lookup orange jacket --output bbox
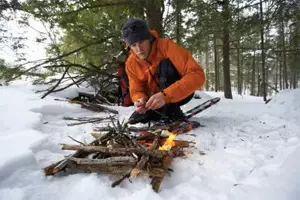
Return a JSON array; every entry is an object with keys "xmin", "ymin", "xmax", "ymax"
[{"xmin": 125, "ymin": 30, "xmax": 206, "ymax": 103}]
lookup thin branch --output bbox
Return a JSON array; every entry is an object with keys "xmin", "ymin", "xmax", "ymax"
[
  {"xmin": 68, "ymin": 135, "xmax": 86, "ymax": 146},
  {"xmin": 41, "ymin": 66, "xmax": 70, "ymax": 99},
  {"xmin": 7, "ymin": 35, "xmax": 115, "ymax": 82}
]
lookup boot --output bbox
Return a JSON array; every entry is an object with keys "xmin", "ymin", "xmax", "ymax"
[
  {"xmin": 171, "ymin": 105, "xmax": 185, "ymax": 120},
  {"xmin": 164, "ymin": 103, "xmax": 185, "ymax": 121},
  {"xmin": 128, "ymin": 111, "xmax": 150, "ymax": 124}
]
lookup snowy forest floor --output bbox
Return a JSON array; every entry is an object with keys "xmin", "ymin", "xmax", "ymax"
[{"xmin": 1, "ymin": 80, "xmax": 300, "ymax": 200}]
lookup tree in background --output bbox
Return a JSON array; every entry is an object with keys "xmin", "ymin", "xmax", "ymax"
[{"xmin": 0, "ymin": 0, "xmax": 299, "ymax": 102}]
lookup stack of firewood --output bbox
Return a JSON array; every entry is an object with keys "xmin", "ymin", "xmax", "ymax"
[{"xmin": 43, "ymin": 120, "xmax": 195, "ymax": 192}]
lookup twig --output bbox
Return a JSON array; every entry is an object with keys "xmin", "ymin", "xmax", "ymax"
[
  {"xmin": 68, "ymin": 135, "xmax": 86, "ymax": 146},
  {"xmin": 111, "ymin": 171, "xmax": 131, "ymax": 188},
  {"xmin": 41, "ymin": 66, "xmax": 70, "ymax": 99}
]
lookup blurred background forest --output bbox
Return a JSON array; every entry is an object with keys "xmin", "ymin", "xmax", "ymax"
[{"xmin": 0, "ymin": 0, "xmax": 299, "ymax": 102}]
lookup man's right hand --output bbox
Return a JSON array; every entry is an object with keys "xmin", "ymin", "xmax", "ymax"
[{"xmin": 134, "ymin": 98, "xmax": 147, "ymax": 114}]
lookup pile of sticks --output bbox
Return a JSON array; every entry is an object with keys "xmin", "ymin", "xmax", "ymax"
[{"xmin": 43, "ymin": 120, "xmax": 195, "ymax": 192}]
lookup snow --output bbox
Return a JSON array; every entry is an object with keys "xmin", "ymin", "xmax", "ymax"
[{"xmin": 1, "ymin": 81, "xmax": 300, "ymax": 200}]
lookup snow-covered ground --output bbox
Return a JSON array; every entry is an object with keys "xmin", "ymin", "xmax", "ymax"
[{"xmin": 1, "ymin": 80, "xmax": 300, "ymax": 200}]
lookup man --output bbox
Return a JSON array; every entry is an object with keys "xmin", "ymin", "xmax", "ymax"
[{"xmin": 122, "ymin": 18, "xmax": 206, "ymax": 124}]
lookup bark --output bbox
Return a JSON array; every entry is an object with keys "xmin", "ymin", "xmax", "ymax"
[
  {"xmin": 237, "ymin": 2, "xmax": 242, "ymax": 95},
  {"xmin": 241, "ymin": 48, "xmax": 244, "ymax": 94},
  {"xmin": 279, "ymin": 2, "xmax": 288, "ymax": 89},
  {"xmin": 205, "ymin": 48, "xmax": 210, "ymax": 91},
  {"xmin": 144, "ymin": 0, "xmax": 164, "ymax": 36},
  {"xmin": 130, "ymin": 132, "xmax": 161, "ymax": 177},
  {"xmin": 43, "ymin": 131, "xmax": 114, "ymax": 175},
  {"xmin": 251, "ymin": 51, "xmax": 256, "ymax": 96},
  {"xmin": 260, "ymin": 0, "xmax": 267, "ymax": 101},
  {"xmin": 237, "ymin": 45, "xmax": 242, "ymax": 95},
  {"xmin": 61, "ymin": 144, "xmax": 163, "ymax": 158},
  {"xmin": 275, "ymin": 54, "xmax": 279, "ymax": 91},
  {"xmin": 222, "ymin": 0, "xmax": 232, "ymax": 99},
  {"xmin": 69, "ymin": 156, "xmax": 137, "ymax": 166},
  {"xmin": 279, "ymin": 52, "xmax": 283, "ymax": 90},
  {"xmin": 67, "ymin": 163, "xmax": 165, "ymax": 177},
  {"xmin": 175, "ymin": 0, "xmax": 182, "ymax": 45},
  {"xmin": 151, "ymin": 153, "xmax": 173, "ymax": 192},
  {"xmin": 214, "ymin": 34, "xmax": 220, "ymax": 92}
]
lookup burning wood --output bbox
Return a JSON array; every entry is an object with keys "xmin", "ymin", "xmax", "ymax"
[
  {"xmin": 159, "ymin": 132, "xmax": 176, "ymax": 151},
  {"xmin": 43, "ymin": 119, "xmax": 195, "ymax": 192}
]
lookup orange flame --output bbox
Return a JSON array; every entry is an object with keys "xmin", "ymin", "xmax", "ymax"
[{"xmin": 159, "ymin": 131, "xmax": 177, "ymax": 151}]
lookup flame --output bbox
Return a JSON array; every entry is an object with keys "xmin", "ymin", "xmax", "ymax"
[{"xmin": 159, "ymin": 131, "xmax": 177, "ymax": 151}]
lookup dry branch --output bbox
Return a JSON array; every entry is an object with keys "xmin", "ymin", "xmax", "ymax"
[
  {"xmin": 151, "ymin": 153, "xmax": 173, "ymax": 192},
  {"xmin": 61, "ymin": 144, "xmax": 163, "ymax": 158},
  {"xmin": 68, "ymin": 156, "xmax": 136, "ymax": 166},
  {"xmin": 67, "ymin": 164, "xmax": 165, "ymax": 177},
  {"xmin": 43, "ymin": 118, "xmax": 194, "ymax": 193},
  {"xmin": 69, "ymin": 100, "xmax": 118, "ymax": 114}
]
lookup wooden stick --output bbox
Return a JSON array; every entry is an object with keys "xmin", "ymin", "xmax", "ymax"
[
  {"xmin": 43, "ymin": 131, "xmax": 113, "ymax": 175},
  {"xmin": 111, "ymin": 171, "xmax": 130, "ymax": 188},
  {"xmin": 68, "ymin": 135, "xmax": 86, "ymax": 145},
  {"xmin": 68, "ymin": 156, "xmax": 136, "ymax": 166},
  {"xmin": 67, "ymin": 164, "xmax": 165, "ymax": 177},
  {"xmin": 151, "ymin": 152, "xmax": 173, "ymax": 192},
  {"xmin": 61, "ymin": 144, "xmax": 163, "ymax": 158},
  {"xmin": 67, "ymin": 118, "xmax": 107, "ymax": 126},
  {"xmin": 70, "ymin": 100, "xmax": 118, "ymax": 114},
  {"xmin": 131, "ymin": 132, "xmax": 161, "ymax": 178}
]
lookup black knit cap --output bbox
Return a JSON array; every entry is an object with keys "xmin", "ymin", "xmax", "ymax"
[{"xmin": 122, "ymin": 18, "xmax": 152, "ymax": 46}]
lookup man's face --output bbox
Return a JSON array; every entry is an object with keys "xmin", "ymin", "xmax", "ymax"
[{"xmin": 129, "ymin": 39, "xmax": 151, "ymax": 60}]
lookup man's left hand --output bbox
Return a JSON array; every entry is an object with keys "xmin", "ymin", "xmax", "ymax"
[{"xmin": 145, "ymin": 92, "xmax": 166, "ymax": 110}]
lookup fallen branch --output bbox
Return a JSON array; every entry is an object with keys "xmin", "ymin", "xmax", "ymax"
[
  {"xmin": 61, "ymin": 144, "xmax": 163, "ymax": 158},
  {"xmin": 69, "ymin": 156, "xmax": 136, "ymax": 166},
  {"xmin": 151, "ymin": 152, "xmax": 173, "ymax": 192},
  {"xmin": 67, "ymin": 163, "xmax": 165, "ymax": 177},
  {"xmin": 41, "ymin": 66, "xmax": 70, "ymax": 99},
  {"xmin": 69, "ymin": 100, "xmax": 118, "ymax": 114}
]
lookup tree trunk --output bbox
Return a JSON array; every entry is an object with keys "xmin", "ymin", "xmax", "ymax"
[
  {"xmin": 175, "ymin": 0, "xmax": 182, "ymax": 45},
  {"xmin": 260, "ymin": 0, "xmax": 267, "ymax": 101},
  {"xmin": 251, "ymin": 50, "xmax": 256, "ymax": 96},
  {"xmin": 205, "ymin": 52, "xmax": 210, "ymax": 91},
  {"xmin": 144, "ymin": 0, "xmax": 164, "ymax": 36},
  {"xmin": 290, "ymin": 21, "xmax": 300, "ymax": 89},
  {"xmin": 236, "ymin": 2, "xmax": 242, "ymax": 95},
  {"xmin": 275, "ymin": 55, "xmax": 278, "ymax": 91},
  {"xmin": 279, "ymin": 52, "xmax": 283, "ymax": 90},
  {"xmin": 237, "ymin": 46, "xmax": 242, "ymax": 95},
  {"xmin": 214, "ymin": 34, "xmax": 220, "ymax": 92},
  {"xmin": 278, "ymin": 3, "xmax": 288, "ymax": 89},
  {"xmin": 241, "ymin": 48, "xmax": 244, "ymax": 94},
  {"xmin": 222, "ymin": 0, "xmax": 232, "ymax": 99}
]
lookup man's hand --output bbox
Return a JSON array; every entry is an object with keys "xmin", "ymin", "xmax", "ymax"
[
  {"xmin": 146, "ymin": 92, "xmax": 166, "ymax": 110},
  {"xmin": 134, "ymin": 98, "xmax": 147, "ymax": 114}
]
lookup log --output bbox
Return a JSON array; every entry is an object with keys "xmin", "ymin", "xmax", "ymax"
[
  {"xmin": 66, "ymin": 163, "xmax": 165, "ymax": 177},
  {"xmin": 43, "ymin": 131, "xmax": 113, "ymax": 175},
  {"xmin": 61, "ymin": 144, "xmax": 163, "ymax": 158},
  {"xmin": 130, "ymin": 132, "xmax": 161, "ymax": 178},
  {"xmin": 43, "ymin": 161, "xmax": 62, "ymax": 176},
  {"xmin": 68, "ymin": 156, "xmax": 137, "ymax": 166},
  {"xmin": 151, "ymin": 152, "xmax": 173, "ymax": 192}
]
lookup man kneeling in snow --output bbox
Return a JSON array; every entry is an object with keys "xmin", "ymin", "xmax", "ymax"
[{"xmin": 122, "ymin": 18, "xmax": 206, "ymax": 124}]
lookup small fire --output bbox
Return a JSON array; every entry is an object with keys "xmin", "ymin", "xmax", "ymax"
[{"xmin": 159, "ymin": 131, "xmax": 177, "ymax": 151}]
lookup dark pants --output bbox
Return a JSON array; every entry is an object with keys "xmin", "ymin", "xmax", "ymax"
[{"xmin": 129, "ymin": 59, "xmax": 194, "ymax": 124}]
